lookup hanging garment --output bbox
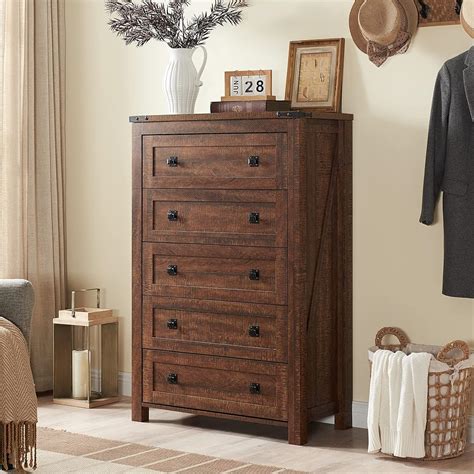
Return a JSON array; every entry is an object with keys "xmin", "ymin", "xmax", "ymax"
[{"xmin": 420, "ymin": 46, "xmax": 474, "ymax": 297}]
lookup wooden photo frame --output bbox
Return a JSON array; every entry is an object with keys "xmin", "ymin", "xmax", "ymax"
[
  {"xmin": 418, "ymin": 0, "xmax": 462, "ymax": 27},
  {"xmin": 285, "ymin": 39, "xmax": 345, "ymax": 113}
]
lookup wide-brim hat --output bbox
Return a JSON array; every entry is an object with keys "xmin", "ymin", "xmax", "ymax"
[
  {"xmin": 461, "ymin": 0, "xmax": 474, "ymax": 38},
  {"xmin": 349, "ymin": 0, "xmax": 419, "ymax": 60}
]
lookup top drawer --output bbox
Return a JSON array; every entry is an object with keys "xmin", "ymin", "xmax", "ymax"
[{"xmin": 143, "ymin": 134, "xmax": 287, "ymax": 190}]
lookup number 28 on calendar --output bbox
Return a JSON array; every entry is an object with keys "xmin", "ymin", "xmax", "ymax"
[
  {"xmin": 223, "ymin": 70, "xmax": 274, "ymax": 101},
  {"xmin": 231, "ymin": 75, "xmax": 266, "ymax": 96}
]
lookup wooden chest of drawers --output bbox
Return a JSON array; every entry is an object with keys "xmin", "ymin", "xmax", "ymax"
[{"xmin": 131, "ymin": 112, "xmax": 353, "ymax": 445}]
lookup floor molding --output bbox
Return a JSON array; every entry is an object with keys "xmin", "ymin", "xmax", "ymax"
[
  {"xmin": 319, "ymin": 401, "xmax": 474, "ymax": 444},
  {"xmin": 119, "ymin": 371, "xmax": 131, "ymax": 397},
  {"xmin": 118, "ymin": 372, "xmax": 473, "ymax": 443}
]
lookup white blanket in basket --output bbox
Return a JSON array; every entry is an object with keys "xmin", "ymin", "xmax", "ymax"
[
  {"xmin": 368, "ymin": 346, "xmax": 474, "ymax": 458},
  {"xmin": 368, "ymin": 349, "xmax": 432, "ymax": 458}
]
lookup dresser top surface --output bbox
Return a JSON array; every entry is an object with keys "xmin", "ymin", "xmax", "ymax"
[{"xmin": 129, "ymin": 111, "xmax": 353, "ymax": 124}]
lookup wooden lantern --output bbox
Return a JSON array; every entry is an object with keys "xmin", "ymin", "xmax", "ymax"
[{"xmin": 53, "ymin": 288, "xmax": 119, "ymax": 408}]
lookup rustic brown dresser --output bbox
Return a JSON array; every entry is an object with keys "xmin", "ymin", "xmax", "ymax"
[{"xmin": 131, "ymin": 112, "xmax": 353, "ymax": 445}]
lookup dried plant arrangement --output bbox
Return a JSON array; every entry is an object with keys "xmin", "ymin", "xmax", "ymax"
[{"xmin": 105, "ymin": 0, "xmax": 248, "ymax": 48}]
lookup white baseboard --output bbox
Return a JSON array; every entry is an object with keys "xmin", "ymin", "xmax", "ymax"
[
  {"xmin": 117, "ymin": 372, "xmax": 473, "ymax": 443},
  {"xmin": 318, "ymin": 400, "xmax": 368, "ymax": 428},
  {"xmin": 319, "ymin": 401, "xmax": 474, "ymax": 444},
  {"xmin": 91, "ymin": 370, "xmax": 131, "ymax": 397},
  {"xmin": 119, "ymin": 371, "xmax": 131, "ymax": 397}
]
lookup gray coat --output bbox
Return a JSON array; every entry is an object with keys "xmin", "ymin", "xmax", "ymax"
[{"xmin": 420, "ymin": 47, "xmax": 474, "ymax": 298}]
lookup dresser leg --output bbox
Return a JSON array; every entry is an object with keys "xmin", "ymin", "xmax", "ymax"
[
  {"xmin": 132, "ymin": 405, "xmax": 149, "ymax": 422},
  {"xmin": 288, "ymin": 422, "xmax": 308, "ymax": 445},
  {"xmin": 334, "ymin": 410, "xmax": 352, "ymax": 430}
]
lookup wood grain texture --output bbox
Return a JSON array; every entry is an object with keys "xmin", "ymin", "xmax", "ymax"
[
  {"xmin": 143, "ymin": 243, "xmax": 287, "ymax": 305},
  {"xmin": 132, "ymin": 123, "xmax": 148, "ymax": 422},
  {"xmin": 143, "ymin": 133, "xmax": 288, "ymax": 190},
  {"xmin": 210, "ymin": 100, "xmax": 291, "ymax": 114},
  {"xmin": 335, "ymin": 120, "xmax": 353, "ymax": 430},
  {"xmin": 304, "ymin": 120, "xmax": 339, "ymax": 418},
  {"xmin": 129, "ymin": 111, "xmax": 353, "ymax": 123},
  {"xmin": 286, "ymin": 119, "xmax": 308, "ymax": 445},
  {"xmin": 143, "ymin": 189, "xmax": 287, "ymax": 247},
  {"xmin": 140, "ymin": 403, "xmax": 288, "ymax": 427},
  {"xmin": 132, "ymin": 119, "xmax": 289, "ymax": 137},
  {"xmin": 143, "ymin": 350, "xmax": 288, "ymax": 421},
  {"xmin": 143, "ymin": 296, "xmax": 288, "ymax": 362},
  {"xmin": 131, "ymin": 114, "xmax": 353, "ymax": 444}
]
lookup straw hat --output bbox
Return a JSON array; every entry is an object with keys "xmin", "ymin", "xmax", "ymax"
[
  {"xmin": 461, "ymin": 0, "xmax": 474, "ymax": 38},
  {"xmin": 349, "ymin": 0, "xmax": 419, "ymax": 67}
]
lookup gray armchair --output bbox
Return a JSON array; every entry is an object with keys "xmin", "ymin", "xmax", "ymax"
[{"xmin": 0, "ymin": 279, "xmax": 34, "ymax": 344}]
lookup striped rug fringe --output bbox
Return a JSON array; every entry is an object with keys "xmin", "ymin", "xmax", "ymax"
[{"xmin": 1, "ymin": 421, "xmax": 37, "ymax": 471}]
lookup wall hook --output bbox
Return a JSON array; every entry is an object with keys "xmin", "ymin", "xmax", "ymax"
[{"xmin": 418, "ymin": 0, "xmax": 429, "ymax": 19}]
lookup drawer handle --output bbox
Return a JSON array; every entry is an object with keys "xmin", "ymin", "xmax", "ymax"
[
  {"xmin": 249, "ymin": 269, "xmax": 260, "ymax": 281},
  {"xmin": 167, "ymin": 319, "xmax": 178, "ymax": 330},
  {"xmin": 249, "ymin": 383, "xmax": 260, "ymax": 394},
  {"xmin": 167, "ymin": 373, "xmax": 178, "ymax": 384},
  {"xmin": 167, "ymin": 210, "xmax": 178, "ymax": 222},
  {"xmin": 167, "ymin": 156, "xmax": 179, "ymax": 167},
  {"xmin": 248, "ymin": 156, "xmax": 259, "ymax": 167},
  {"xmin": 167, "ymin": 265, "xmax": 178, "ymax": 276},
  {"xmin": 249, "ymin": 212, "xmax": 260, "ymax": 224},
  {"xmin": 248, "ymin": 325, "xmax": 260, "ymax": 337}
]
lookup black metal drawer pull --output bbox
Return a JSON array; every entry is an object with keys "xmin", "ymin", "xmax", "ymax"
[
  {"xmin": 167, "ymin": 265, "xmax": 178, "ymax": 276},
  {"xmin": 248, "ymin": 325, "xmax": 260, "ymax": 337},
  {"xmin": 167, "ymin": 210, "xmax": 178, "ymax": 221},
  {"xmin": 249, "ymin": 269, "xmax": 260, "ymax": 281},
  {"xmin": 249, "ymin": 383, "xmax": 260, "ymax": 394},
  {"xmin": 249, "ymin": 212, "xmax": 260, "ymax": 224},
  {"xmin": 167, "ymin": 156, "xmax": 179, "ymax": 167},
  {"xmin": 167, "ymin": 373, "xmax": 178, "ymax": 384},
  {"xmin": 167, "ymin": 319, "xmax": 178, "ymax": 330},
  {"xmin": 248, "ymin": 156, "xmax": 259, "ymax": 167}
]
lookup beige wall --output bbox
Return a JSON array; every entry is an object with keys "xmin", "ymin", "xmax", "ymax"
[{"xmin": 65, "ymin": 0, "xmax": 474, "ymax": 409}]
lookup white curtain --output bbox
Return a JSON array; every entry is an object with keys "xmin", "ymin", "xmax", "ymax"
[{"xmin": 0, "ymin": 0, "xmax": 66, "ymax": 392}]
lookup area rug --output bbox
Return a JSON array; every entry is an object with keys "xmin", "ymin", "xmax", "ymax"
[{"xmin": 33, "ymin": 427, "xmax": 306, "ymax": 473}]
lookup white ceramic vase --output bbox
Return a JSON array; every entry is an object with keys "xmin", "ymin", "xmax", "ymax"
[{"xmin": 163, "ymin": 46, "xmax": 207, "ymax": 114}]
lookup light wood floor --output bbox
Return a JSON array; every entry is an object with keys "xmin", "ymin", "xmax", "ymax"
[{"xmin": 38, "ymin": 395, "xmax": 473, "ymax": 473}]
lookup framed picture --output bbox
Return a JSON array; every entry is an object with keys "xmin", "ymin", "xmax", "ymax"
[{"xmin": 285, "ymin": 39, "xmax": 345, "ymax": 113}]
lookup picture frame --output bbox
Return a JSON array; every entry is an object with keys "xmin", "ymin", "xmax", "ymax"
[
  {"xmin": 285, "ymin": 39, "xmax": 345, "ymax": 113},
  {"xmin": 222, "ymin": 70, "xmax": 275, "ymax": 101}
]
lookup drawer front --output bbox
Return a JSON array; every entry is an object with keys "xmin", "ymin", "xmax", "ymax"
[
  {"xmin": 143, "ymin": 297, "xmax": 288, "ymax": 362},
  {"xmin": 143, "ymin": 243, "xmax": 287, "ymax": 305},
  {"xmin": 143, "ymin": 350, "xmax": 288, "ymax": 421},
  {"xmin": 143, "ymin": 189, "xmax": 287, "ymax": 247},
  {"xmin": 143, "ymin": 134, "xmax": 287, "ymax": 190}
]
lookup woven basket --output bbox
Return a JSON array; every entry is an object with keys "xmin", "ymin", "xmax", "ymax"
[{"xmin": 369, "ymin": 327, "xmax": 473, "ymax": 461}]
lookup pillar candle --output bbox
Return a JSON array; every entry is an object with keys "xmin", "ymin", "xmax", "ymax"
[{"xmin": 72, "ymin": 350, "xmax": 90, "ymax": 399}]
